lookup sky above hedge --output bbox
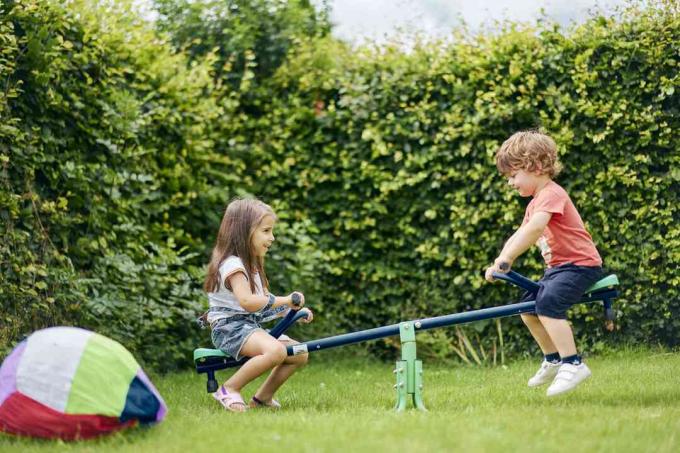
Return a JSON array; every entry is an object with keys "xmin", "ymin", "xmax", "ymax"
[
  {"xmin": 313, "ymin": 0, "xmax": 632, "ymax": 44},
  {"xmin": 135, "ymin": 1, "xmax": 635, "ymax": 45}
]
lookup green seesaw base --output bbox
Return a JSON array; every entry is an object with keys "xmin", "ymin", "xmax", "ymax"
[{"xmin": 394, "ymin": 321, "xmax": 427, "ymax": 411}]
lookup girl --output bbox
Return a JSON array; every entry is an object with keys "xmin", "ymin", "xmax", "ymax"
[{"xmin": 204, "ymin": 197, "xmax": 312, "ymax": 412}]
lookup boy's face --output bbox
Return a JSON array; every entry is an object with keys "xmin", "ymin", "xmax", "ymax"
[
  {"xmin": 251, "ymin": 215, "xmax": 276, "ymax": 258},
  {"xmin": 506, "ymin": 169, "xmax": 543, "ymax": 197}
]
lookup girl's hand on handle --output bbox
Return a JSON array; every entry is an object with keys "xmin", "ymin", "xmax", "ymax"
[
  {"xmin": 299, "ymin": 308, "xmax": 313, "ymax": 323},
  {"xmin": 288, "ymin": 291, "xmax": 305, "ymax": 310}
]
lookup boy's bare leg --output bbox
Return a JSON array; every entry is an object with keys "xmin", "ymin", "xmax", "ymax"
[
  {"xmin": 538, "ymin": 315, "xmax": 578, "ymax": 357},
  {"xmin": 254, "ymin": 340, "xmax": 308, "ymax": 403},
  {"xmin": 521, "ymin": 313, "xmax": 558, "ymax": 354}
]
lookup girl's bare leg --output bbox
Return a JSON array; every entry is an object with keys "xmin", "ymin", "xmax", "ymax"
[
  {"xmin": 220, "ymin": 330, "xmax": 287, "ymax": 411},
  {"xmin": 253, "ymin": 339, "xmax": 308, "ymax": 403}
]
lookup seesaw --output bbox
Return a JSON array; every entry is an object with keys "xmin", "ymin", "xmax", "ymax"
[{"xmin": 194, "ymin": 270, "xmax": 619, "ymax": 411}]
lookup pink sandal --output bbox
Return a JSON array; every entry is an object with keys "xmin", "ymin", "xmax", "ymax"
[
  {"xmin": 250, "ymin": 396, "xmax": 281, "ymax": 409},
  {"xmin": 212, "ymin": 386, "xmax": 247, "ymax": 412}
]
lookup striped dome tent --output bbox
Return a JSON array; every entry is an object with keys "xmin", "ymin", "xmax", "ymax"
[{"xmin": 0, "ymin": 327, "xmax": 167, "ymax": 440}]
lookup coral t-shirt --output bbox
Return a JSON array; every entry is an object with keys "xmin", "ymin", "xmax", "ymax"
[{"xmin": 522, "ymin": 181, "xmax": 602, "ymax": 268}]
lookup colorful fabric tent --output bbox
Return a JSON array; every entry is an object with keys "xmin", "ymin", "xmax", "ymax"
[{"xmin": 0, "ymin": 327, "xmax": 167, "ymax": 440}]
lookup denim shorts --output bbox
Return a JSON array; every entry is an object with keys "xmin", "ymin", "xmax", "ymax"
[
  {"xmin": 210, "ymin": 314, "xmax": 291, "ymax": 360},
  {"xmin": 520, "ymin": 263, "xmax": 603, "ymax": 319}
]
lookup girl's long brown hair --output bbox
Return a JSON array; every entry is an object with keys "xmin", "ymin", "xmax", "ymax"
[{"xmin": 204, "ymin": 198, "xmax": 276, "ymax": 294}]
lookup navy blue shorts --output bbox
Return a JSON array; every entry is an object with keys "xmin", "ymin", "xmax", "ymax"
[{"xmin": 520, "ymin": 263, "xmax": 603, "ymax": 319}]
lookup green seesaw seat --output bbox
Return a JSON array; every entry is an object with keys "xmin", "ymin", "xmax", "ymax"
[{"xmin": 586, "ymin": 274, "xmax": 619, "ymax": 293}]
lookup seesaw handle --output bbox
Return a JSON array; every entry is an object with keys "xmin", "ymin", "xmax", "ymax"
[
  {"xmin": 291, "ymin": 292, "xmax": 303, "ymax": 307},
  {"xmin": 268, "ymin": 308, "xmax": 309, "ymax": 338},
  {"xmin": 491, "ymin": 270, "xmax": 540, "ymax": 294}
]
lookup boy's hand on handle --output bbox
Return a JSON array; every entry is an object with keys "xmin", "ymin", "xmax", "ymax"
[
  {"xmin": 288, "ymin": 291, "xmax": 305, "ymax": 310},
  {"xmin": 484, "ymin": 266, "xmax": 496, "ymax": 282},
  {"xmin": 484, "ymin": 257, "xmax": 513, "ymax": 282}
]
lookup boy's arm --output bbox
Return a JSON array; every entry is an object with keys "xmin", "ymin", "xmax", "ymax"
[
  {"xmin": 486, "ymin": 211, "xmax": 551, "ymax": 279},
  {"xmin": 502, "ymin": 230, "xmax": 521, "ymax": 251},
  {"xmin": 499, "ymin": 211, "xmax": 551, "ymax": 263}
]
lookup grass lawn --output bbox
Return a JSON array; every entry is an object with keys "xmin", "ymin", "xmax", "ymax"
[{"xmin": 2, "ymin": 348, "xmax": 678, "ymax": 452}]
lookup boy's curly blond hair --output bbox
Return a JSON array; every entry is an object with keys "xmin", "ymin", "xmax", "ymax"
[{"xmin": 495, "ymin": 130, "xmax": 563, "ymax": 177}]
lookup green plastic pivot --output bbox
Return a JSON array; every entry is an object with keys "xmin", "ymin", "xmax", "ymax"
[{"xmin": 394, "ymin": 321, "xmax": 427, "ymax": 412}]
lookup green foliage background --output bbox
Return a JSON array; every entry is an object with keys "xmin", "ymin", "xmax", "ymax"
[{"xmin": 1, "ymin": 0, "xmax": 678, "ymax": 370}]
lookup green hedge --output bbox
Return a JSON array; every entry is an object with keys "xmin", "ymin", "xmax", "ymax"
[
  {"xmin": 242, "ymin": 4, "xmax": 679, "ymax": 356},
  {"xmin": 0, "ymin": 0, "xmax": 233, "ymax": 369},
  {"xmin": 1, "ymin": 0, "xmax": 677, "ymax": 370}
]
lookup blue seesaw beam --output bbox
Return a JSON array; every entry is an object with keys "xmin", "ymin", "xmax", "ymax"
[
  {"xmin": 194, "ymin": 270, "xmax": 619, "ymax": 392},
  {"xmin": 285, "ymin": 271, "xmax": 617, "ymax": 356}
]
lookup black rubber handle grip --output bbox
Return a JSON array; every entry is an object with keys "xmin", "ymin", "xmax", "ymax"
[{"xmin": 291, "ymin": 292, "xmax": 302, "ymax": 307}]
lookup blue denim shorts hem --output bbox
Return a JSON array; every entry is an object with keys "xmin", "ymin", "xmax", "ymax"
[{"xmin": 211, "ymin": 316, "xmax": 265, "ymax": 360}]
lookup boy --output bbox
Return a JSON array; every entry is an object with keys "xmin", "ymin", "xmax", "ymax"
[{"xmin": 485, "ymin": 130, "xmax": 603, "ymax": 396}]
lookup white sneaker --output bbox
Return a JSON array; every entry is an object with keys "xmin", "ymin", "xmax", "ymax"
[
  {"xmin": 528, "ymin": 360, "xmax": 561, "ymax": 387},
  {"xmin": 546, "ymin": 363, "xmax": 591, "ymax": 396}
]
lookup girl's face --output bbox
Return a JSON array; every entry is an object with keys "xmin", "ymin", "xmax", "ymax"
[
  {"xmin": 507, "ymin": 169, "xmax": 542, "ymax": 197},
  {"xmin": 251, "ymin": 214, "xmax": 276, "ymax": 258}
]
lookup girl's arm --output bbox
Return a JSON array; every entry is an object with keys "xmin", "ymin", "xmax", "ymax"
[{"xmin": 227, "ymin": 272, "xmax": 300, "ymax": 312}]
